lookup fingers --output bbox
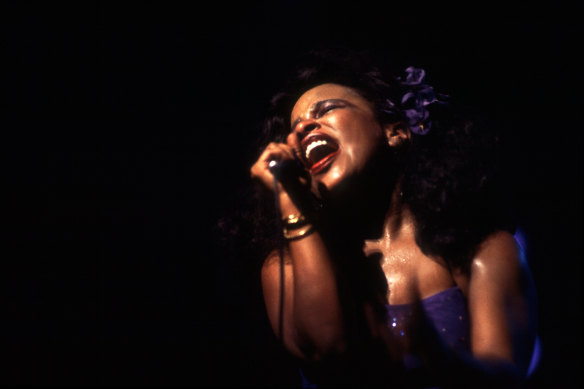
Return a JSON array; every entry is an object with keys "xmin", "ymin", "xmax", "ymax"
[
  {"xmin": 286, "ymin": 132, "xmax": 303, "ymax": 162},
  {"xmin": 250, "ymin": 142, "xmax": 297, "ymax": 190},
  {"xmin": 254, "ymin": 142, "xmax": 295, "ymax": 172},
  {"xmin": 265, "ymin": 142, "xmax": 296, "ymax": 167}
]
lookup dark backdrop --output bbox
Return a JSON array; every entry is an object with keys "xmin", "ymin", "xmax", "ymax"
[{"xmin": 1, "ymin": 1, "xmax": 581, "ymax": 387}]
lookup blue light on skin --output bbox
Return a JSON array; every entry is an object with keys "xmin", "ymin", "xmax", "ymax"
[
  {"xmin": 513, "ymin": 227, "xmax": 529, "ymax": 264},
  {"xmin": 513, "ymin": 226, "xmax": 542, "ymax": 378}
]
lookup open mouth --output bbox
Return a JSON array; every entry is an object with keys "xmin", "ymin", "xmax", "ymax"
[{"xmin": 301, "ymin": 133, "xmax": 340, "ymax": 174}]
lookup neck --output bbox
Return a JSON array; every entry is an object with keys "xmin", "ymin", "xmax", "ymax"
[
  {"xmin": 319, "ymin": 146, "xmax": 409, "ymax": 242},
  {"xmin": 324, "ymin": 176, "xmax": 410, "ymax": 243},
  {"xmin": 381, "ymin": 182, "xmax": 416, "ymax": 241}
]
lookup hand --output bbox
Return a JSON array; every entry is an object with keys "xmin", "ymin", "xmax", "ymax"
[
  {"xmin": 250, "ymin": 141, "xmax": 298, "ymax": 192},
  {"xmin": 251, "ymin": 141, "xmax": 319, "ymax": 217}
]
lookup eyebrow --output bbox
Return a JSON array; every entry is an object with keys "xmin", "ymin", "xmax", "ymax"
[{"xmin": 290, "ymin": 99, "xmax": 350, "ymax": 131}]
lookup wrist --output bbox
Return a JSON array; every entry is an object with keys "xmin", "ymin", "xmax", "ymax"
[
  {"xmin": 278, "ymin": 195, "xmax": 324, "ymax": 242},
  {"xmin": 279, "ymin": 192, "xmax": 301, "ymax": 216}
]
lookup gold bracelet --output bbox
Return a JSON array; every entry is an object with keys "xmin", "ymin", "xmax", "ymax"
[
  {"xmin": 283, "ymin": 223, "xmax": 315, "ymax": 240},
  {"xmin": 282, "ymin": 213, "xmax": 309, "ymax": 230}
]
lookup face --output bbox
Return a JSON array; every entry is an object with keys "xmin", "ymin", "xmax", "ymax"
[{"xmin": 290, "ymin": 83, "xmax": 387, "ymax": 191}]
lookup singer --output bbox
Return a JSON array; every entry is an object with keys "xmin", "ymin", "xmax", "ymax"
[{"xmin": 249, "ymin": 49, "xmax": 539, "ymax": 388}]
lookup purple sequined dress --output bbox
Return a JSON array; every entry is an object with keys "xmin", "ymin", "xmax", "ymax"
[
  {"xmin": 299, "ymin": 286, "xmax": 471, "ymax": 388},
  {"xmin": 300, "ymin": 285, "xmax": 541, "ymax": 387},
  {"xmin": 386, "ymin": 286, "xmax": 470, "ymax": 368}
]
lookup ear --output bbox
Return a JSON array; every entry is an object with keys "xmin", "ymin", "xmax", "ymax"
[{"xmin": 384, "ymin": 122, "xmax": 411, "ymax": 147}]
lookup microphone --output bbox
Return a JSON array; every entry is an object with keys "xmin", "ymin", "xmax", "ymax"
[
  {"xmin": 268, "ymin": 159, "xmax": 280, "ymax": 174},
  {"xmin": 268, "ymin": 158, "xmax": 322, "ymax": 217},
  {"xmin": 268, "ymin": 158, "xmax": 302, "ymax": 181}
]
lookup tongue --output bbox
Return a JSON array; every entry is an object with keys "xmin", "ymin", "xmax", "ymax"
[{"xmin": 307, "ymin": 143, "xmax": 338, "ymax": 167}]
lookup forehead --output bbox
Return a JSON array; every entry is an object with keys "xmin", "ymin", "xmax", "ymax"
[{"xmin": 290, "ymin": 83, "xmax": 367, "ymax": 120}]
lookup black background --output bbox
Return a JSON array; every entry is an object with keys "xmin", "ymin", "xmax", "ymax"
[{"xmin": 1, "ymin": 1, "xmax": 582, "ymax": 387}]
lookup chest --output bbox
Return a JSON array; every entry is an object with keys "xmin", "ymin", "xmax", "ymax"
[{"xmin": 363, "ymin": 236, "xmax": 458, "ymax": 305}]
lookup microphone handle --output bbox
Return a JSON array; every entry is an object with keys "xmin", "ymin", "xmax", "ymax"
[{"xmin": 268, "ymin": 159, "xmax": 322, "ymax": 218}]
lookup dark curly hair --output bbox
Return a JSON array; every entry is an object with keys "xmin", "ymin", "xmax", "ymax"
[
  {"xmin": 221, "ymin": 48, "xmax": 516, "ymax": 272},
  {"xmin": 402, "ymin": 114, "xmax": 517, "ymax": 270}
]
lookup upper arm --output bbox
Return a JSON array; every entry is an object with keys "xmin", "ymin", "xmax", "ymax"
[
  {"xmin": 261, "ymin": 250, "xmax": 307, "ymax": 359},
  {"xmin": 261, "ymin": 250, "xmax": 290, "ymax": 336},
  {"xmin": 466, "ymin": 231, "xmax": 537, "ymax": 374}
]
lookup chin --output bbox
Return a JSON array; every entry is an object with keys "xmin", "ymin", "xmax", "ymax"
[
  {"xmin": 313, "ymin": 169, "xmax": 364, "ymax": 208},
  {"xmin": 312, "ymin": 164, "xmax": 342, "ymax": 192}
]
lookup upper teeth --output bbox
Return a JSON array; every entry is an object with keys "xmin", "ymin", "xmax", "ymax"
[{"xmin": 305, "ymin": 140, "xmax": 328, "ymax": 159}]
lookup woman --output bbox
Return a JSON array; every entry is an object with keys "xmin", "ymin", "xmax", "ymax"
[{"xmin": 249, "ymin": 50, "xmax": 538, "ymax": 388}]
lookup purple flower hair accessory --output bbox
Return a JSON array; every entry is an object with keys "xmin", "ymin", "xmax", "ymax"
[{"xmin": 385, "ymin": 66, "xmax": 448, "ymax": 135}]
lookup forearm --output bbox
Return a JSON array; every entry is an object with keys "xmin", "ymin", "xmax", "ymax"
[
  {"xmin": 279, "ymin": 194, "xmax": 347, "ymax": 359},
  {"xmin": 288, "ymin": 233, "xmax": 346, "ymax": 357}
]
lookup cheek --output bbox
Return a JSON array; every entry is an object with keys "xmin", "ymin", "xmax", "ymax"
[{"xmin": 342, "ymin": 126, "xmax": 384, "ymax": 166}]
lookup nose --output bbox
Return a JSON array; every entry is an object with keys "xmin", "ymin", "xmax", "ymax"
[{"xmin": 293, "ymin": 118, "xmax": 319, "ymax": 138}]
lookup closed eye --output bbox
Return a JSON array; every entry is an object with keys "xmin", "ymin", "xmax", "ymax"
[
  {"xmin": 314, "ymin": 100, "xmax": 346, "ymax": 118},
  {"xmin": 291, "ymin": 99, "xmax": 352, "ymax": 132}
]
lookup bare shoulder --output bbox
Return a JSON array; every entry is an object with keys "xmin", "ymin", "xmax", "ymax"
[
  {"xmin": 471, "ymin": 231, "xmax": 523, "ymax": 276},
  {"xmin": 469, "ymin": 230, "xmax": 531, "ymax": 295},
  {"xmin": 468, "ymin": 230, "xmax": 538, "ymax": 372},
  {"xmin": 476, "ymin": 230, "xmax": 522, "ymax": 260}
]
